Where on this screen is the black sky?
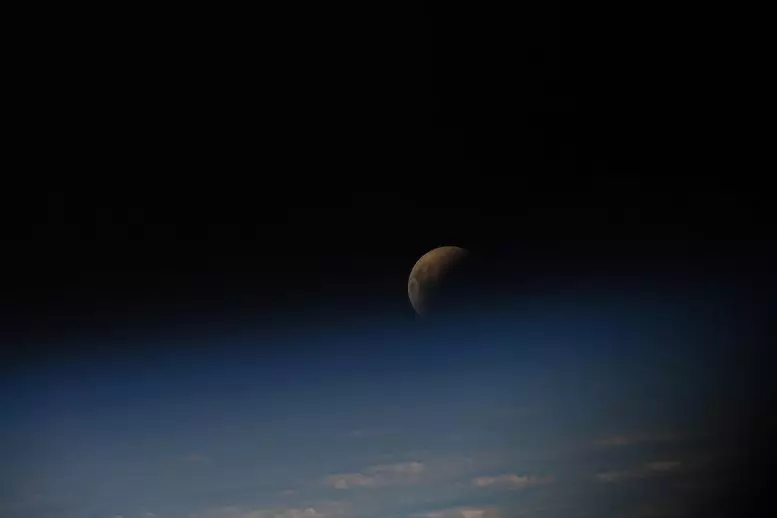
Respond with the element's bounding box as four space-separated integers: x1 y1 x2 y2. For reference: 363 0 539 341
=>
4 3 773 357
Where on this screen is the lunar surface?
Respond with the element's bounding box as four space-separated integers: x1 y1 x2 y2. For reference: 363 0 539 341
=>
408 246 472 317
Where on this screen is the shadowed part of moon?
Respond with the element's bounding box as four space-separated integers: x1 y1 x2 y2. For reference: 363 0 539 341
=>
407 246 472 317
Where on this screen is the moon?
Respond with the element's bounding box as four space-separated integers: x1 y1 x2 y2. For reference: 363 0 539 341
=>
408 246 472 317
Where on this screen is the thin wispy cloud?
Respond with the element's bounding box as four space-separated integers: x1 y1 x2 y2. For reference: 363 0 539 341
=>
471 473 554 490
412 506 502 518
368 461 425 475
323 461 425 489
595 460 683 482
594 431 678 448
191 502 351 518
325 473 376 489
323 453 520 492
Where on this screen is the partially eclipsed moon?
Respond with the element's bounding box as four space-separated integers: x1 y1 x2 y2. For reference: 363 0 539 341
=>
408 246 470 316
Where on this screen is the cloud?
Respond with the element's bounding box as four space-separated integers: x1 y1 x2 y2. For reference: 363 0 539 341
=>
193 508 322 518
323 453 525 493
412 506 502 518
369 461 425 475
471 473 554 490
595 460 683 482
323 461 425 489
325 473 377 489
594 432 678 448
191 502 350 518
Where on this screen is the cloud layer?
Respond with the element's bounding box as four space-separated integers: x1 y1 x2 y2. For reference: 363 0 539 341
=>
192 502 351 518
471 473 554 490
324 461 426 489
412 506 502 518
595 460 683 482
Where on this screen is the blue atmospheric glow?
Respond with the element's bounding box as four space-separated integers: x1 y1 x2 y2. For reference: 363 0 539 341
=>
0 286 756 518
